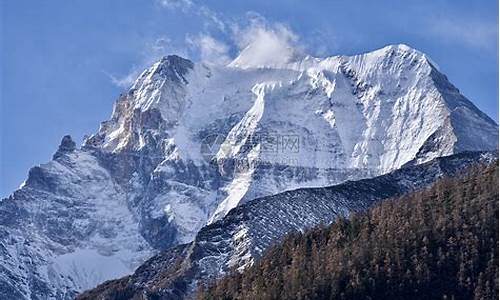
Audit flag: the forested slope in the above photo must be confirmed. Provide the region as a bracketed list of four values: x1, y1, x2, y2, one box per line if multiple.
[199, 162, 499, 300]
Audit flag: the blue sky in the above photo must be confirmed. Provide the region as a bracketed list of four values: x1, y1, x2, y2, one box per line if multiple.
[1, 0, 498, 197]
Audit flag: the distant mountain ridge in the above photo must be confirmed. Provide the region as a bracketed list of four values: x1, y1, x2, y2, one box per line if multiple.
[0, 44, 498, 299]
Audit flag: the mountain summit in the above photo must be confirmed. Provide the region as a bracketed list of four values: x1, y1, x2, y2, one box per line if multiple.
[0, 44, 497, 299]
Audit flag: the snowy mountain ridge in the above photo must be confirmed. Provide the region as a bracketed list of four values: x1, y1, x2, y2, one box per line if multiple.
[86, 43, 497, 227]
[77, 151, 498, 300]
[0, 44, 497, 299]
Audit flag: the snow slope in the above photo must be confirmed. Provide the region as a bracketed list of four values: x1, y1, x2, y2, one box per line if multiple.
[77, 151, 498, 300]
[0, 44, 497, 299]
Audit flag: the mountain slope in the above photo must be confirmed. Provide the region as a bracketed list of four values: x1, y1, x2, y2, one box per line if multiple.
[199, 161, 499, 300]
[84, 43, 498, 242]
[0, 44, 498, 299]
[0, 141, 152, 299]
[77, 152, 497, 300]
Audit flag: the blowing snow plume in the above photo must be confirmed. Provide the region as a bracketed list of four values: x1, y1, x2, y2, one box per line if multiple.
[229, 20, 300, 68]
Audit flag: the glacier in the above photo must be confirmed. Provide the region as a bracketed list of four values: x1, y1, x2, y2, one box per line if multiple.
[0, 44, 497, 299]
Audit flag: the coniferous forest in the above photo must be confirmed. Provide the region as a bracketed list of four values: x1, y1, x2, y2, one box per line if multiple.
[198, 163, 499, 300]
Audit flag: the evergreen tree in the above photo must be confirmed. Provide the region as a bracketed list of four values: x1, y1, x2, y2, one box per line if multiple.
[199, 163, 499, 300]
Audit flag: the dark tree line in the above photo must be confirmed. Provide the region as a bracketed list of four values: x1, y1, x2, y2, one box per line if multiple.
[198, 163, 499, 300]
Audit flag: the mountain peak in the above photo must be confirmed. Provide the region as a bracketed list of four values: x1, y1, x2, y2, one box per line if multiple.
[2, 44, 496, 299]
[360, 43, 425, 62]
[372, 43, 440, 70]
[53, 135, 76, 159]
[158, 55, 194, 69]
[124, 54, 194, 116]
[382, 43, 416, 52]
[149, 55, 194, 83]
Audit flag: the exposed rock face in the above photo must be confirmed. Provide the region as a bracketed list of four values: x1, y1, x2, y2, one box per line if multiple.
[0, 45, 497, 299]
[77, 152, 498, 300]
[52, 135, 77, 160]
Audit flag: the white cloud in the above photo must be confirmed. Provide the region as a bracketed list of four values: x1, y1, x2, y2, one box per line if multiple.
[157, 0, 193, 11]
[104, 70, 141, 88]
[157, 0, 225, 32]
[198, 6, 226, 32]
[229, 13, 301, 68]
[107, 4, 308, 87]
[155, 3, 305, 69]
[186, 34, 231, 65]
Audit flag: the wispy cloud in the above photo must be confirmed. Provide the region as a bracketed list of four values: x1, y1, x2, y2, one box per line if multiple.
[143, 36, 189, 60]
[186, 34, 231, 65]
[104, 70, 141, 88]
[156, 0, 225, 31]
[107, 1, 308, 87]
[427, 17, 497, 51]
[155, 1, 305, 68]
[106, 36, 189, 88]
[156, 0, 193, 11]
[198, 5, 226, 32]
[228, 12, 301, 68]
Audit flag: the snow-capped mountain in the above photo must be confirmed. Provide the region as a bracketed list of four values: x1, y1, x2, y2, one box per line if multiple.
[0, 44, 497, 299]
[77, 151, 498, 300]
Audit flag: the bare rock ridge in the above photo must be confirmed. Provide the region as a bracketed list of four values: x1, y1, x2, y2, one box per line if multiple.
[0, 44, 497, 300]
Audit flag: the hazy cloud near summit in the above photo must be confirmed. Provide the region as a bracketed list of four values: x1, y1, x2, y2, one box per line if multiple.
[186, 14, 302, 67]
[107, 0, 307, 87]
[186, 34, 232, 65]
[105, 37, 189, 88]
[228, 14, 300, 68]
[139, 3, 304, 68]
[169, 5, 304, 68]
